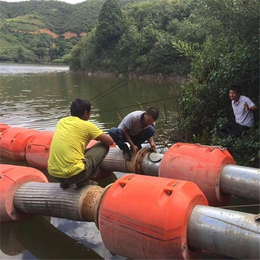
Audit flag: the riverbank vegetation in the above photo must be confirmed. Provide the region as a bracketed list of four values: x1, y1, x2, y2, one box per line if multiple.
[70, 0, 258, 167]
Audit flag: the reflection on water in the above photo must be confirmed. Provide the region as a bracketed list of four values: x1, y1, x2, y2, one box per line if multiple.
[0, 63, 69, 75]
[0, 64, 258, 259]
[0, 216, 108, 259]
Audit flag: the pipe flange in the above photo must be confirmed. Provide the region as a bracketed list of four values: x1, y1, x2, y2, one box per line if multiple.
[134, 148, 155, 174]
[94, 184, 112, 229]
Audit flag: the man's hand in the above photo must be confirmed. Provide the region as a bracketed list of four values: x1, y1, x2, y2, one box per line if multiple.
[150, 142, 156, 150]
[244, 102, 249, 111]
[131, 145, 139, 154]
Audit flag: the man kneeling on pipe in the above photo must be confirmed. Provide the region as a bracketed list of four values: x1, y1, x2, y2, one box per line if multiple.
[109, 107, 159, 161]
[48, 98, 113, 189]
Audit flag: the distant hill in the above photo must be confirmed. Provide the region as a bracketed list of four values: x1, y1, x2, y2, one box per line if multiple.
[0, 0, 147, 63]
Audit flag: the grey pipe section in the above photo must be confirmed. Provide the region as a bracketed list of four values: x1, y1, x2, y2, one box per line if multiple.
[188, 205, 260, 259]
[101, 147, 162, 175]
[140, 152, 163, 176]
[101, 147, 134, 172]
[220, 164, 260, 201]
[13, 182, 105, 223]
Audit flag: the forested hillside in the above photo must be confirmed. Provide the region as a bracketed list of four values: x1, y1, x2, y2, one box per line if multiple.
[0, 0, 146, 63]
[70, 0, 200, 75]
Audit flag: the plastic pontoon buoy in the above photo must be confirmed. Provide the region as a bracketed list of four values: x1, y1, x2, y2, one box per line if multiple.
[99, 174, 208, 260]
[0, 127, 38, 161]
[25, 131, 53, 169]
[0, 123, 10, 133]
[0, 164, 48, 222]
[159, 143, 235, 206]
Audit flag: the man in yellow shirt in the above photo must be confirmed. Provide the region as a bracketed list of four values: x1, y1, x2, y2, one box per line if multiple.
[48, 98, 113, 189]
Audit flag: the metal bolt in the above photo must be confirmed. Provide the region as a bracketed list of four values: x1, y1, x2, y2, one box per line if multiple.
[182, 244, 186, 252]
[11, 211, 15, 216]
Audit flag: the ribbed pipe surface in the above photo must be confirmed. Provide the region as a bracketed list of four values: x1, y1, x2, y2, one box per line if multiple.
[14, 182, 92, 221]
[101, 147, 134, 172]
[220, 164, 260, 201]
[188, 205, 260, 259]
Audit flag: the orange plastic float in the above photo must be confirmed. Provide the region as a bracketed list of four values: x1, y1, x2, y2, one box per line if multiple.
[0, 127, 38, 161]
[99, 174, 208, 259]
[87, 140, 116, 180]
[0, 164, 48, 222]
[159, 143, 235, 206]
[25, 131, 53, 169]
[0, 123, 10, 133]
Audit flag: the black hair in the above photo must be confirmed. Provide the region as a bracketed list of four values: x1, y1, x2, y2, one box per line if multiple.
[70, 98, 91, 117]
[230, 84, 241, 94]
[146, 107, 159, 120]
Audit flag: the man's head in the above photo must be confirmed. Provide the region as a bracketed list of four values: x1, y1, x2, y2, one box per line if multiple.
[229, 84, 241, 102]
[144, 107, 159, 126]
[70, 98, 91, 120]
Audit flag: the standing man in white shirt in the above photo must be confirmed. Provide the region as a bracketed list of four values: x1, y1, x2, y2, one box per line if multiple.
[224, 85, 258, 136]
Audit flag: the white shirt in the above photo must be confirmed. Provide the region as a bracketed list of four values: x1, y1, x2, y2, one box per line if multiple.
[118, 111, 149, 136]
[232, 95, 255, 127]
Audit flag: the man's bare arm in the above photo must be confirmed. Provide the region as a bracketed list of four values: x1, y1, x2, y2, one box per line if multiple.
[244, 103, 259, 111]
[123, 127, 139, 154]
[148, 137, 156, 149]
[95, 134, 114, 146]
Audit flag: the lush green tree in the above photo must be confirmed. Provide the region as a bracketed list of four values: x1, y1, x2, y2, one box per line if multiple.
[95, 0, 124, 49]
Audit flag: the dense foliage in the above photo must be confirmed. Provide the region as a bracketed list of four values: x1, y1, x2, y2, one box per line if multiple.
[70, 0, 199, 75]
[173, 0, 259, 167]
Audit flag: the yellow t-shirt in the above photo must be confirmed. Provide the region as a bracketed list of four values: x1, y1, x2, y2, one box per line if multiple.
[48, 116, 103, 178]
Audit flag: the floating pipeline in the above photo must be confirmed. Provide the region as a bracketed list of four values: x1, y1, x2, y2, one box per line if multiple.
[101, 145, 260, 206]
[0, 164, 48, 222]
[1, 125, 260, 205]
[0, 164, 259, 259]
[0, 125, 113, 180]
[0, 127, 39, 161]
[25, 131, 53, 169]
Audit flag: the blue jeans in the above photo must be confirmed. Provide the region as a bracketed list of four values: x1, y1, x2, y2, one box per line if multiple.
[109, 126, 155, 151]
